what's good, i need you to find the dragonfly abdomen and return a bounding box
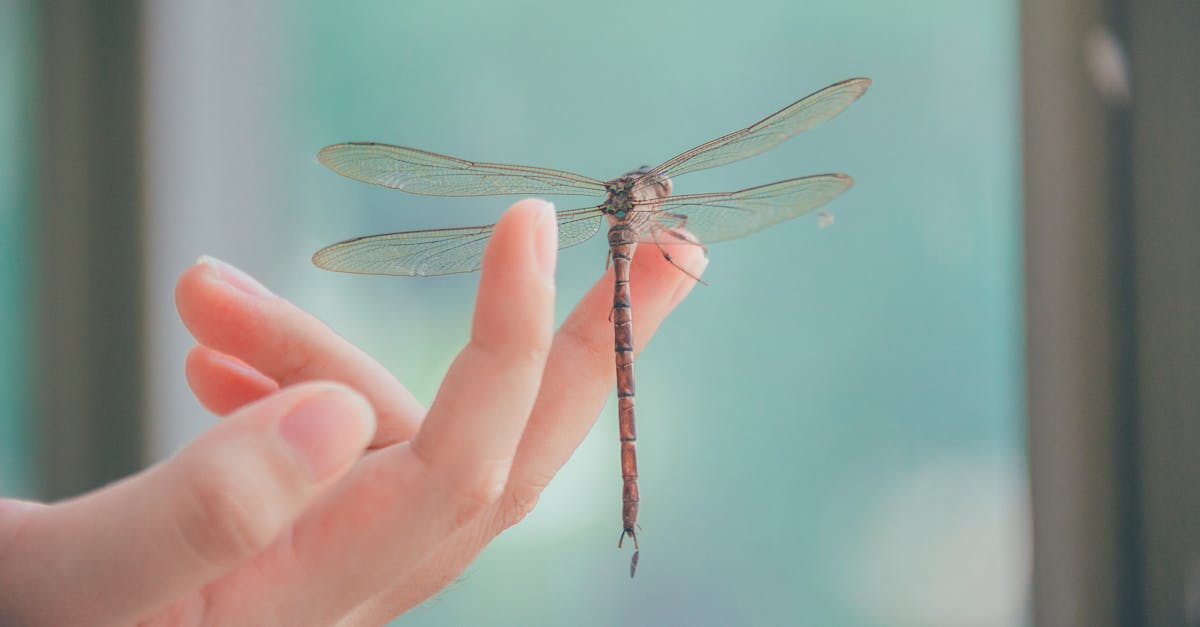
[608,224,641,577]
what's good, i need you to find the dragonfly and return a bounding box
[313,77,870,577]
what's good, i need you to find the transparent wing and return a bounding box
[312,207,605,276]
[634,174,853,244]
[318,143,608,197]
[641,78,870,184]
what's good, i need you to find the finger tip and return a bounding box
[670,242,709,274]
[174,260,210,311]
[183,343,211,380]
[300,381,378,445]
[303,377,375,406]
[186,345,280,416]
[482,198,558,288]
[185,341,210,361]
[496,198,555,230]
[175,258,237,325]
[272,383,378,483]
[510,197,555,213]
[177,258,273,346]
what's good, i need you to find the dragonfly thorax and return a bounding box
[602,169,673,223]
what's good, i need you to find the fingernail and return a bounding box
[198,255,273,298]
[531,200,557,279]
[278,388,374,481]
[204,348,260,378]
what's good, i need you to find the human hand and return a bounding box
[0,199,706,626]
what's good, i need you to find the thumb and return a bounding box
[0,382,374,626]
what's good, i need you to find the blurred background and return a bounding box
[1,1,1196,626]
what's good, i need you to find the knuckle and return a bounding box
[523,338,553,366]
[497,485,542,531]
[462,470,508,509]
[275,338,317,383]
[559,321,610,366]
[175,463,279,567]
[470,333,552,370]
[445,464,510,527]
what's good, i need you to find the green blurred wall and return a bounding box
[0,0,35,497]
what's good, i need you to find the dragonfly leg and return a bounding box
[649,224,709,284]
[655,238,709,286]
[606,250,617,322]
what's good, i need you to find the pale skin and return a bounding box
[0,199,707,626]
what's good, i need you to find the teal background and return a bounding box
[263,2,1025,625]
[0,0,35,498]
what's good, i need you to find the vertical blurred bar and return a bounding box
[35,1,146,498]
[1026,0,1200,625]
[1126,4,1200,625]
[142,1,288,459]
[0,0,36,497]
[1022,0,1139,626]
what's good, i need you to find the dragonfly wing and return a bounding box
[635,174,853,244]
[318,143,608,197]
[313,207,605,276]
[643,78,870,183]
